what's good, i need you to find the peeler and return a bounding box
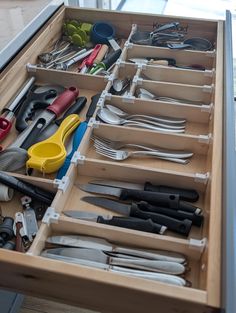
[26,114,81,174]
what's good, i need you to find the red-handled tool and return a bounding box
[10,86,79,150]
[78,44,102,73]
[0,111,15,141]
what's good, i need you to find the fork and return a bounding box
[92,136,193,164]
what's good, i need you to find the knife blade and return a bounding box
[80,197,192,236]
[63,211,166,235]
[41,251,187,286]
[41,247,185,274]
[77,183,201,214]
[89,180,199,202]
[46,235,186,263]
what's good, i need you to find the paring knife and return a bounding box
[90,179,199,202]
[46,235,186,264]
[41,251,187,286]
[76,197,192,236]
[63,211,166,235]
[41,247,185,274]
[77,183,201,214]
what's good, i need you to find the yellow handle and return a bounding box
[27,114,81,173]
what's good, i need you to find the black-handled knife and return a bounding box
[0,171,55,205]
[90,179,199,202]
[81,196,192,236]
[78,183,201,214]
[63,211,166,235]
[137,201,203,227]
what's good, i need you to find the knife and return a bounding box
[78,197,192,236]
[46,235,186,263]
[63,211,166,235]
[41,251,187,286]
[78,183,201,214]
[89,180,199,202]
[41,247,185,274]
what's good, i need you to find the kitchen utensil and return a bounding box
[64,211,166,234]
[41,250,187,286]
[77,183,201,214]
[91,22,120,51]
[42,246,185,274]
[20,196,38,242]
[15,84,65,132]
[91,44,109,68]
[26,114,81,174]
[0,77,36,141]
[94,142,191,164]
[105,104,186,124]
[38,41,71,64]
[109,78,131,96]
[78,44,102,73]
[56,93,101,179]
[89,49,122,75]
[12,87,79,149]
[167,37,212,51]
[80,197,192,236]
[96,108,185,133]
[90,179,199,202]
[55,49,93,71]
[0,171,54,204]
[46,235,186,263]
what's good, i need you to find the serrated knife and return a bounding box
[41,247,185,275]
[63,211,166,235]
[90,180,199,202]
[77,197,192,236]
[46,235,186,263]
[41,250,187,286]
[77,183,201,214]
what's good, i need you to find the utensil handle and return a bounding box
[47,87,79,117]
[130,203,192,236]
[97,216,166,234]
[102,49,122,69]
[93,44,109,64]
[86,93,101,121]
[0,112,14,142]
[137,201,203,227]
[55,97,87,126]
[144,182,199,202]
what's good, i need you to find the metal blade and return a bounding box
[43,247,108,264]
[64,210,112,221]
[89,180,143,190]
[46,235,113,251]
[81,196,131,216]
[78,183,122,198]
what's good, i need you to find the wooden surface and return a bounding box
[19,296,97,313]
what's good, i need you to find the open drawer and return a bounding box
[0,5,232,313]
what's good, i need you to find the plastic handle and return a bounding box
[130,203,192,236]
[86,44,102,67]
[97,216,165,234]
[47,87,79,117]
[56,121,88,179]
[102,49,122,69]
[86,93,101,121]
[0,113,14,142]
[55,97,87,126]
[137,201,203,227]
[144,182,199,202]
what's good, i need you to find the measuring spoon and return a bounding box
[26,114,80,174]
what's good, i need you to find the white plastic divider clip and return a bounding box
[206,50,216,57]
[88,117,100,128]
[133,75,143,86]
[104,73,115,83]
[194,172,210,184]
[26,63,37,72]
[42,207,60,225]
[116,59,126,68]
[200,103,213,113]
[71,151,85,165]
[202,84,214,93]
[53,176,70,193]
[204,69,215,77]
[122,93,135,103]
[189,238,207,253]
[124,41,133,49]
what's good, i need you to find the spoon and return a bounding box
[105,104,186,125]
[97,108,185,133]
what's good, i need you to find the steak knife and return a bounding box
[77,183,201,214]
[79,197,193,236]
[90,179,199,202]
[41,247,185,274]
[46,235,186,264]
[41,251,187,286]
[63,211,166,235]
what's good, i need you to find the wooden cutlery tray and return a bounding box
[0,6,224,313]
